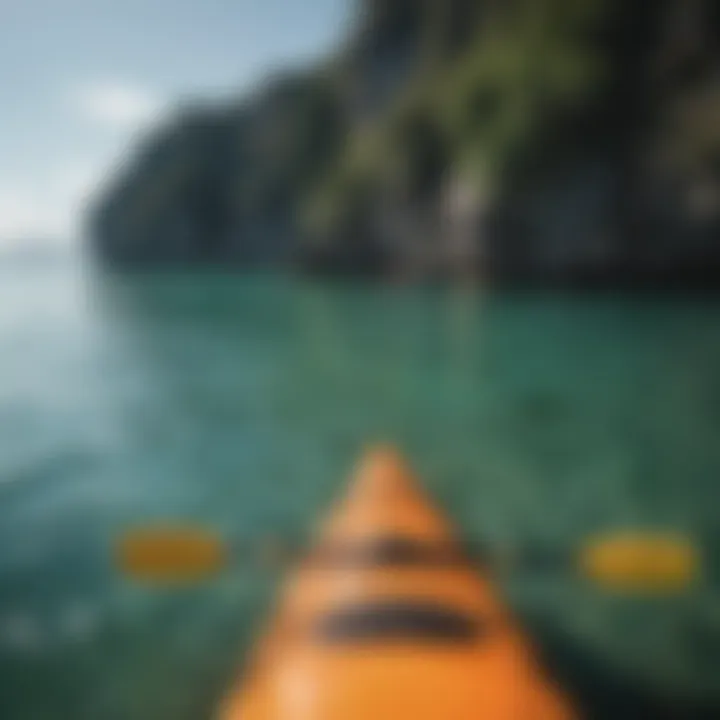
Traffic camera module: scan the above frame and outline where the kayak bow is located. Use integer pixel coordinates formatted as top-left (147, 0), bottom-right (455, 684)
top-left (219, 447), bottom-right (574, 719)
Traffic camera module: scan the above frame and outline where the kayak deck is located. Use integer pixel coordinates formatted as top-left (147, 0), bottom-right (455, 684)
top-left (219, 447), bottom-right (574, 719)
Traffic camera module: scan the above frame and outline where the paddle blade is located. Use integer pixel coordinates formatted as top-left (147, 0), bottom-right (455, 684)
top-left (579, 532), bottom-right (699, 592)
top-left (116, 526), bottom-right (227, 582)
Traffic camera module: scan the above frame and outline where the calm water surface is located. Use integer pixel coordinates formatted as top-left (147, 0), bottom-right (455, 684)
top-left (1, 257), bottom-right (719, 718)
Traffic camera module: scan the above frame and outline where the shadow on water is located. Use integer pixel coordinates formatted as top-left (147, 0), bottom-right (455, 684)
top-left (529, 619), bottom-right (720, 720)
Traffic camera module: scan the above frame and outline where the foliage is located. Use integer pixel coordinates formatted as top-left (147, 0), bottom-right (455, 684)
top-left (90, 0), bottom-right (719, 271)
top-left (91, 72), bottom-right (347, 261)
top-left (439, 0), bottom-right (607, 184)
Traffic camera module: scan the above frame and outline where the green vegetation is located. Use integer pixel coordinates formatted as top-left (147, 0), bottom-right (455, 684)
top-left (89, 0), bottom-right (720, 282)
top-left (439, 0), bottom-right (605, 178)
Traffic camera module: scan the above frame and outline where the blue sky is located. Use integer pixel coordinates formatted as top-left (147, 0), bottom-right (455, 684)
top-left (0, 0), bottom-right (350, 246)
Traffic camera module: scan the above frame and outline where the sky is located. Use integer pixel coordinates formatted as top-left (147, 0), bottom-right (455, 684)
top-left (0, 0), bottom-right (351, 247)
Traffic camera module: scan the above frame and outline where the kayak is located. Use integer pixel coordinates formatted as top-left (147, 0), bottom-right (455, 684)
top-left (219, 447), bottom-right (574, 719)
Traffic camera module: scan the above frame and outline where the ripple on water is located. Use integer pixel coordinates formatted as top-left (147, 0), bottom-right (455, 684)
top-left (2, 269), bottom-right (720, 717)
top-left (0, 613), bottom-right (45, 654)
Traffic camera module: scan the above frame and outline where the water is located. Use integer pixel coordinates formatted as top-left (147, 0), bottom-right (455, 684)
top-left (1, 256), bottom-right (719, 718)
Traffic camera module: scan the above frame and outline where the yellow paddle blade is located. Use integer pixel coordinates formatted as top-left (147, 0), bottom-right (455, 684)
top-left (578, 532), bottom-right (699, 592)
top-left (114, 524), bottom-right (700, 593)
top-left (116, 526), bottom-right (227, 582)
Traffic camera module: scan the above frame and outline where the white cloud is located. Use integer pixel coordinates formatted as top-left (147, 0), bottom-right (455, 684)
top-left (0, 161), bottom-right (100, 246)
top-left (0, 80), bottom-right (166, 246)
top-left (0, 190), bottom-right (67, 243)
top-left (71, 80), bottom-right (164, 130)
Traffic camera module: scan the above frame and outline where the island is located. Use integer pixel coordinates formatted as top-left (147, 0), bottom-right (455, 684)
top-left (87, 0), bottom-right (720, 287)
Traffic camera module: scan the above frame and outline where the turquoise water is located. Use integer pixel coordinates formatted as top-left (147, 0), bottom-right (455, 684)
top-left (1, 257), bottom-right (719, 718)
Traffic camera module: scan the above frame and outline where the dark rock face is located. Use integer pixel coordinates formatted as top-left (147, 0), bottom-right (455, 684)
top-left (88, 0), bottom-right (720, 287)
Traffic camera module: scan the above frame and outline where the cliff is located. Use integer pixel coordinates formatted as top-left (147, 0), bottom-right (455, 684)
top-left (88, 0), bottom-right (720, 286)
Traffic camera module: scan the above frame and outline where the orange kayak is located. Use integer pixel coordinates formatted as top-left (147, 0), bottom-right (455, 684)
top-left (219, 447), bottom-right (574, 720)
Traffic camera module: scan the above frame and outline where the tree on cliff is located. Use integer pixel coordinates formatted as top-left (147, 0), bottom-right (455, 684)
top-left (88, 0), bottom-right (720, 284)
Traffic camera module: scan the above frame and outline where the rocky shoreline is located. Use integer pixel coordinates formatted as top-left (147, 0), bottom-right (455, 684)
top-left (88, 1), bottom-right (720, 287)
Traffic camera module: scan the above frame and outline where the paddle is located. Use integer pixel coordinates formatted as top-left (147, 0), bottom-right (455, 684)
top-left (115, 525), bottom-right (699, 592)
